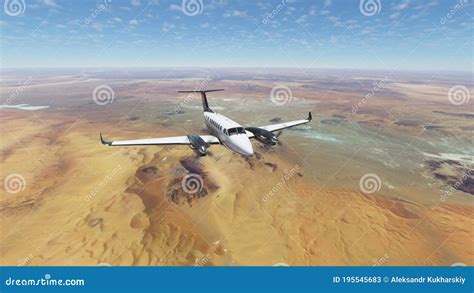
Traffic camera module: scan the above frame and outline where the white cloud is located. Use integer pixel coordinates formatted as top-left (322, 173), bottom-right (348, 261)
top-left (208, 0), bottom-right (228, 9)
top-left (256, 2), bottom-right (271, 10)
top-left (129, 19), bottom-right (139, 25)
top-left (91, 23), bottom-right (103, 32)
top-left (131, 0), bottom-right (141, 7)
top-left (162, 22), bottom-right (175, 32)
top-left (41, 0), bottom-right (60, 8)
top-left (223, 10), bottom-right (247, 17)
top-left (347, 23), bottom-right (360, 30)
top-left (296, 15), bottom-right (308, 24)
top-left (327, 16), bottom-right (342, 27)
top-left (393, 2), bottom-right (409, 11)
top-left (389, 12), bottom-right (401, 19)
top-left (170, 4), bottom-right (181, 11)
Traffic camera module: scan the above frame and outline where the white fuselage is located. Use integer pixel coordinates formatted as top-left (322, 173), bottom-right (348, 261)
top-left (204, 111), bottom-right (254, 157)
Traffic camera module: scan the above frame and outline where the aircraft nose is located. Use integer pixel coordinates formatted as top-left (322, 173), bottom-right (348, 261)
top-left (240, 139), bottom-right (254, 157)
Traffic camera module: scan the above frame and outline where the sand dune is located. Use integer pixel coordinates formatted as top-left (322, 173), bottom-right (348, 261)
top-left (1, 70), bottom-right (472, 266)
top-left (1, 110), bottom-right (472, 266)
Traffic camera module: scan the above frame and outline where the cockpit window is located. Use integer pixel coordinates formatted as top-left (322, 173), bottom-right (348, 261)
top-left (228, 127), bottom-right (246, 135)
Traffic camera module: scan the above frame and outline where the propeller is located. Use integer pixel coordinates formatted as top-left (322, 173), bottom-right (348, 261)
top-left (275, 130), bottom-right (283, 145)
top-left (259, 130), bottom-right (282, 150)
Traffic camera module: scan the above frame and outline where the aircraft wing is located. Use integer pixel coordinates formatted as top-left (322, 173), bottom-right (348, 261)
top-left (100, 133), bottom-right (220, 146)
top-left (247, 112), bottom-right (312, 137)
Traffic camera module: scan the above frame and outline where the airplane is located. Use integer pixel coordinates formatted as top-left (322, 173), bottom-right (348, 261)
top-left (100, 89), bottom-right (312, 157)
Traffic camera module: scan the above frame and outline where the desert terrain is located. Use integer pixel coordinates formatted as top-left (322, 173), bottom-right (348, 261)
top-left (1, 68), bottom-right (472, 266)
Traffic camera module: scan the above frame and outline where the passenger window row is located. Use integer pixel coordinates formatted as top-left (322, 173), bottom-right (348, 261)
top-left (206, 116), bottom-right (224, 132)
top-left (206, 117), bottom-right (246, 136)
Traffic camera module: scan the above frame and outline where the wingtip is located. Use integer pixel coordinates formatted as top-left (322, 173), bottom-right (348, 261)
top-left (308, 112), bottom-right (312, 122)
top-left (100, 132), bottom-right (110, 145)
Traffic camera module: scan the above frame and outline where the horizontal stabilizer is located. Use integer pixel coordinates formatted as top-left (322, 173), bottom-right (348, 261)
top-left (178, 89), bottom-right (224, 113)
top-left (177, 89), bottom-right (224, 93)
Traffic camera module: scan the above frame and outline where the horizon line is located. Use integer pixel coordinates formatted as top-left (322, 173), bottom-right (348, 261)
top-left (1, 66), bottom-right (472, 74)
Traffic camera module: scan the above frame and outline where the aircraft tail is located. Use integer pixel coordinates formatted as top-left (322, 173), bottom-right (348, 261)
top-left (178, 89), bottom-right (224, 112)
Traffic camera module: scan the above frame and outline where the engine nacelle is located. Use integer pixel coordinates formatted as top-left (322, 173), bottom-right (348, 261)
top-left (245, 127), bottom-right (277, 146)
top-left (187, 134), bottom-right (209, 156)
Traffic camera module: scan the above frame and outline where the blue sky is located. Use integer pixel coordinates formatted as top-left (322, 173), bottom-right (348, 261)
top-left (1, 0), bottom-right (472, 71)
